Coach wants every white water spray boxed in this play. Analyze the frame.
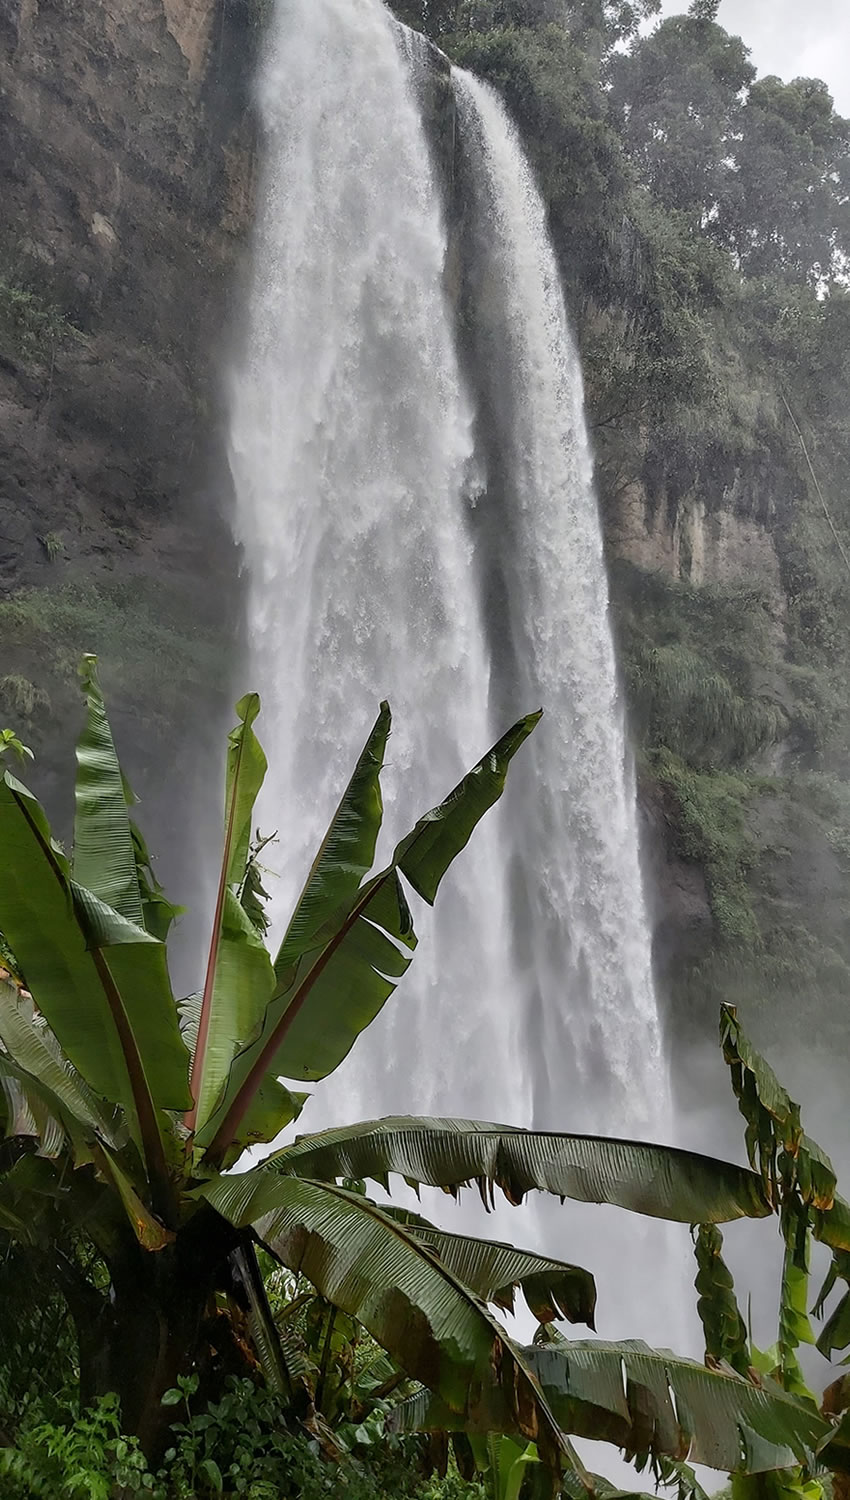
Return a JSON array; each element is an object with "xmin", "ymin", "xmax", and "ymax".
[
  {"xmin": 453, "ymin": 70, "xmax": 669, "ymax": 1141},
  {"xmin": 228, "ymin": 0, "xmax": 524, "ymax": 1129},
  {"xmin": 449, "ymin": 71, "xmax": 684, "ymax": 1353}
]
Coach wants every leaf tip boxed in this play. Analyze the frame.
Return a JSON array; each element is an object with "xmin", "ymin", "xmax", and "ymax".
[{"xmin": 235, "ymin": 692, "xmax": 262, "ymax": 728}]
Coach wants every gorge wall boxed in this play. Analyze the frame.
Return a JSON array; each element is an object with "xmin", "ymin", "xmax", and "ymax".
[
  {"xmin": 0, "ymin": 0, "xmax": 258, "ymax": 857},
  {"xmin": 2, "ymin": 0, "xmax": 849, "ymax": 1087}
]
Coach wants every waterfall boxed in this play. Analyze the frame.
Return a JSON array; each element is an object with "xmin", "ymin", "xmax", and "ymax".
[
  {"xmin": 452, "ymin": 70, "xmax": 669, "ymax": 1142},
  {"xmin": 227, "ymin": 0, "xmax": 526, "ymax": 1129},
  {"xmin": 229, "ymin": 0, "xmax": 680, "ymax": 1344}
]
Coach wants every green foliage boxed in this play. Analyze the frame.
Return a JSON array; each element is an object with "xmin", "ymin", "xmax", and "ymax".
[
  {"xmin": 0, "ymin": 1394, "xmax": 144, "ymax": 1500},
  {"xmin": 391, "ymin": 0, "xmax": 660, "ymax": 47},
  {"xmin": 0, "ymin": 1243, "xmax": 78, "ymax": 1429},
  {"xmin": 0, "ymin": 676, "xmax": 49, "ymax": 724},
  {"xmin": 692, "ymin": 1224, "xmax": 750, "ymax": 1379},
  {"xmin": 429, "ymin": 0, "xmax": 850, "ymax": 1040},
  {"xmin": 0, "ymin": 276, "xmax": 79, "ymax": 367},
  {"xmin": 0, "ymin": 580, "xmax": 224, "ymax": 738},
  {"xmin": 399, "ymin": 1331, "xmax": 831, "ymax": 1474},
  {"xmin": 630, "ymin": 646, "xmax": 784, "ymax": 769},
  {"xmin": 652, "ymin": 749, "xmax": 759, "ymax": 946},
  {"xmin": 156, "ymin": 1374, "xmax": 424, "ymax": 1497},
  {"xmin": 0, "ymin": 1378, "xmax": 484, "ymax": 1500},
  {"xmin": 451, "ymin": 21, "xmax": 629, "ymax": 309},
  {"xmin": 614, "ymin": 563, "xmax": 785, "ymax": 751},
  {"xmin": 0, "ymin": 664, "xmax": 788, "ymax": 1486},
  {"xmin": 608, "ymin": 17, "xmax": 850, "ymax": 283},
  {"xmin": 0, "ymin": 726, "xmax": 34, "ymax": 761},
  {"xmin": 608, "ymin": 15, "xmax": 755, "ymax": 226},
  {"xmin": 611, "ymin": 548, "xmax": 850, "ymax": 1021},
  {"xmin": 40, "ymin": 532, "xmax": 65, "ymax": 563}
]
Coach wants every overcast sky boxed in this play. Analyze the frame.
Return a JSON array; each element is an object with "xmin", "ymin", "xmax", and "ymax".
[{"xmin": 657, "ymin": 0, "xmax": 850, "ymax": 114}]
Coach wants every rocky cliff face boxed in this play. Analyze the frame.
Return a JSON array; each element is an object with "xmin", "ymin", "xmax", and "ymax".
[{"xmin": 0, "ymin": 0, "xmax": 260, "ymax": 872}]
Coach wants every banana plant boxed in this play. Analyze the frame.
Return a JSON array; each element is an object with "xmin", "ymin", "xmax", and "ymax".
[
  {"xmin": 0, "ymin": 658, "xmax": 785, "ymax": 1470},
  {"xmin": 374, "ymin": 1022, "xmax": 850, "ymax": 1498},
  {"xmin": 704, "ymin": 1008, "xmax": 850, "ymax": 1498},
  {"xmin": 392, "ymin": 1324, "xmax": 830, "ymax": 1479}
]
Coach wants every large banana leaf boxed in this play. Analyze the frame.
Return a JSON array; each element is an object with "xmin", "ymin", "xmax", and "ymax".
[
  {"xmin": 382, "ymin": 1204, "xmax": 596, "ymax": 1324},
  {"xmin": 96, "ymin": 1143, "xmax": 174, "ymax": 1251},
  {"xmin": 203, "ymin": 1173, "xmax": 582, "ymax": 1471},
  {"xmin": 188, "ymin": 694, "xmax": 269, "ymax": 1136},
  {"xmin": 192, "ymin": 704, "xmax": 391, "ymax": 1156},
  {"xmin": 426, "ymin": 1430, "xmax": 711, "ymax": 1500},
  {"xmin": 0, "ymin": 1069, "xmax": 41, "ymax": 1149},
  {"xmin": 130, "ymin": 822, "xmax": 184, "ymax": 943},
  {"xmin": 250, "ymin": 1117, "xmax": 769, "ymax": 1223},
  {"xmin": 0, "ymin": 977, "xmax": 121, "ymax": 1153},
  {"xmin": 693, "ymin": 1224, "xmax": 750, "ymax": 1378},
  {"xmin": 560, "ymin": 1463, "xmax": 710, "ymax": 1500},
  {"xmin": 202, "ymin": 712, "xmax": 541, "ymax": 1168},
  {"xmin": 720, "ymin": 1007, "xmax": 836, "ymax": 1213},
  {"xmin": 395, "ymin": 1338, "xmax": 830, "ymax": 1474},
  {"xmin": 526, "ymin": 1339, "xmax": 828, "ymax": 1473},
  {"xmin": 814, "ymin": 1249, "xmax": 850, "ymax": 1357},
  {"xmin": 693, "ymin": 1208, "xmax": 822, "ymax": 1500},
  {"xmin": 231, "ymin": 1242, "xmax": 293, "ymax": 1396},
  {"xmin": 72, "ymin": 656, "xmax": 144, "ymax": 926},
  {"xmin": 388, "ymin": 710, "xmax": 541, "ymax": 904},
  {"xmin": 719, "ymin": 1006, "xmax": 850, "ymax": 1359},
  {"xmin": 470, "ymin": 1433, "xmax": 540, "ymax": 1500},
  {"xmin": 273, "ymin": 703, "xmax": 391, "ymax": 986},
  {"xmin": 0, "ymin": 771, "xmax": 190, "ymax": 1213}
]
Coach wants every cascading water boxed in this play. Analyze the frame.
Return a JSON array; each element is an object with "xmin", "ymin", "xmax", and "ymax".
[
  {"xmin": 452, "ymin": 70, "xmax": 669, "ymax": 1143},
  {"xmin": 227, "ymin": 0, "xmax": 525, "ymax": 1129},
  {"xmin": 449, "ymin": 71, "xmax": 689, "ymax": 1355},
  {"xmin": 229, "ymin": 0, "xmax": 684, "ymax": 1347}
]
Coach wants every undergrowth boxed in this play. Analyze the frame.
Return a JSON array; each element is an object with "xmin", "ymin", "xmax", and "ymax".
[
  {"xmin": 0, "ymin": 1380, "xmax": 484, "ymax": 1500},
  {"xmin": 651, "ymin": 748, "xmax": 759, "ymax": 947}
]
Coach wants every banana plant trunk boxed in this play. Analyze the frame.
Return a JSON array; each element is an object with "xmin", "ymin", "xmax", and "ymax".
[{"xmin": 59, "ymin": 1209, "xmax": 243, "ymax": 1460}]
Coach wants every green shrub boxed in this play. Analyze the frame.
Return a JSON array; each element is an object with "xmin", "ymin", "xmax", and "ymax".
[
  {"xmin": 0, "ymin": 1395, "xmax": 144, "ymax": 1500},
  {"xmin": 0, "ymin": 1377, "xmax": 484, "ymax": 1500},
  {"xmin": 40, "ymin": 532, "xmax": 65, "ymax": 563},
  {"xmin": 652, "ymin": 748, "xmax": 759, "ymax": 946},
  {"xmin": 0, "ymin": 675, "xmax": 50, "ymax": 722},
  {"xmin": 627, "ymin": 643, "xmax": 785, "ymax": 768},
  {"xmin": 0, "ymin": 276, "xmax": 79, "ymax": 366}
]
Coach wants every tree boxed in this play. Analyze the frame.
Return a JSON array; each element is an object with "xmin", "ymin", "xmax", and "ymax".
[
  {"xmin": 608, "ymin": 16, "xmax": 755, "ymax": 226},
  {"xmin": 729, "ymin": 77, "xmax": 850, "ymax": 283},
  {"xmin": 390, "ymin": 0, "xmax": 659, "ymax": 48},
  {"xmin": 688, "ymin": 0, "xmax": 719, "ymax": 20},
  {"xmin": 0, "ymin": 660, "xmax": 815, "ymax": 1480},
  {"xmin": 609, "ymin": 18, "xmax": 850, "ymax": 284}
]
